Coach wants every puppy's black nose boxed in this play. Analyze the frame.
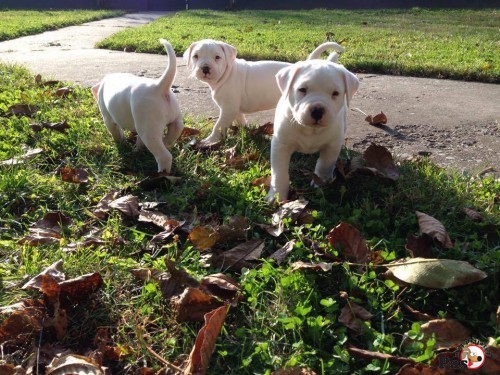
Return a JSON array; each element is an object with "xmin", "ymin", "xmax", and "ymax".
[
  {"xmin": 311, "ymin": 107, "xmax": 325, "ymax": 122},
  {"xmin": 202, "ymin": 66, "xmax": 210, "ymax": 75}
]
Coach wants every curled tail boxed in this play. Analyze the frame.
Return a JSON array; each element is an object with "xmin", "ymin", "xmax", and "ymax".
[
  {"xmin": 157, "ymin": 39, "xmax": 177, "ymax": 92},
  {"xmin": 308, "ymin": 42, "xmax": 345, "ymax": 63}
]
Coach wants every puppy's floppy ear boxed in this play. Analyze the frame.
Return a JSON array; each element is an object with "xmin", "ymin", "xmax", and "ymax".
[
  {"xmin": 183, "ymin": 42, "xmax": 197, "ymax": 68},
  {"xmin": 91, "ymin": 83, "xmax": 100, "ymax": 100},
  {"xmin": 338, "ymin": 65, "xmax": 359, "ymax": 107},
  {"xmin": 276, "ymin": 64, "xmax": 302, "ymax": 97},
  {"xmin": 217, "ymin": 41, "xmax": 237, "ymax": 63}
]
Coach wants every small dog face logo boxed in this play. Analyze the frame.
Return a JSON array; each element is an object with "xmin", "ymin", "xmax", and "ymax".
[{"xmin": 460, "ymin": 344, "xmax": 486, "ymax": 369}]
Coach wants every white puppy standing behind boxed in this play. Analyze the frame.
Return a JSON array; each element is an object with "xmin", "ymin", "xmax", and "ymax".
[
  {"xmin": 184, "ymin": 40, "xmax": 344, "ymax": 145},
  {"xmin": 92, "ymin": 39, "xmax": 183, "ymax": 173},
  {"xmin": 267, "ymin": 59, "xmax": 360, "ymax": 202}
]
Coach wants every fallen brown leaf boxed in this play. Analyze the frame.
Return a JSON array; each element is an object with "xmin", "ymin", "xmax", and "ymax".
[
  {"xmin": 30, "ymin": 121, "xmax": 70, "ymax": 133},
  {"xmin": 93, "ymin": 190, "xmax": 121, "ymax": 220},
  {"xmin": 54, "ymin": 86, "xmax": 73, "ymax": 98},
  {"xmin": 463, "ymin": 207, "xmax": 484, "ymax": 222},
  {"xmin": 419, "ymin": 319, "xmax": 470, "ymax": 350},
  {"xmin": 269, "ymin": 240, "xmax": 296, "ymax": 265},
  {"xmin": 2, "ymin": 103, "xmax": 38, "ymax": 117},
  {"xmin": 214, "ymin": 239, "xmax": 265, "ymax": 270},
  {"xmin": 249, "ymin": 121, "xmax": 274, "ymax": 136},
  {"xmin": 272, "ymin": 198, "xmax": 309, "ymax": 226},
  {"xmin": 46, "ymin": 354, "xmax": 105, "ymax": 375},
  {"xmin": 364, "ymin": 111, "xmax": 388, "ymax": 126},
  {"xmin": 339, "ymin": 302, "xmax": 372, "ymax": 332},
  {"xmin": 109, "ymin": 194, "xmax": 140, "ymax": 218},
  {"xmin": 184, "ymin": 305, "xmax": 228, "ymax": 375},
  {"xmin": 57, "ymin": 167, "xmax": 89, "ymax": 183},
  {"xmin": 415, "ymin": 211, "xmax": 453, "ymax": 248},
  {"xmin": 172, "ymin": 287, "xmax": 223, "ymax": 322},
  {"xmin": 180, "ymin": 126, "xmax": 201, "ymax": 138},
  {"xmin": 188, "ymin": 225, "xmax": 220, "ymax": 251},
  {"xmin": 385, "ymin": 257, "xmax": 487, "ymax": 289},
  {"xmin": 200, "ymin": 273, "xmax": 242, "ymax": 304},
  {"xmin": 290, "ymin": 261, "xmax": 333, "ymax": 272},
  {"xmin": 327, "ymin": 222, "xmax": 371, "ymax": 263},
  {"xmin": 0, "ymin": 147, "xmax": 43, "ymax": 166},
  {"xmin": 363, "ymin": 143, "xmax": 399, "ymax": 181},
  {"xmin": 406, "ymin": 234, "xmax": 434, "ymax": 258}
]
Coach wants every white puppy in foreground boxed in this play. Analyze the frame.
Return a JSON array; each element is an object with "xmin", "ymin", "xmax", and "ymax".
[
  {"xmin": 267, "ymin": 59, "xmax": 360, "ymax": 202},
  {"xmin": 92, "ymin": 39, "xmax": 183, "ymax": 173},
  {"xmin": 183, "ymin": 40, "xmax": 343, "ymax": 145}
]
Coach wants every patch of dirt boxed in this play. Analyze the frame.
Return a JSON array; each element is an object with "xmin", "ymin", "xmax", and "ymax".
[{"xmin": 351, "ymin": 121, "xmax": 499, "ymax": 175}]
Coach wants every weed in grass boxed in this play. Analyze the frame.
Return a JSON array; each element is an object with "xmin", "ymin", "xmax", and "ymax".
[{"xmin": 0, "ymin": 64, "xmax": 498, "ymax": 374}]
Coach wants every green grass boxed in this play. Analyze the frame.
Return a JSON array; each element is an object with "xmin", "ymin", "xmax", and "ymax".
[
  {"xmin": 96, "ymin": 8, "xmax": 500, "ymax": 83},
  {"xmin": 0, "ymin": 9, "xmax": 125, "ymax": 41},
  {"xmin": 0, "ymin": 63, "xmax": 498, "ymax": 374}
]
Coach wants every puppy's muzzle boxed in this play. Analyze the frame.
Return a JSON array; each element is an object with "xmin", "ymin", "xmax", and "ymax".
[
  {"xmin": 310, "ymin": 106, "xmax": 325, "ymax": 123},
  {"xmin": 202, "ymin": 66, "xmax": 211, "ymax": 75}
]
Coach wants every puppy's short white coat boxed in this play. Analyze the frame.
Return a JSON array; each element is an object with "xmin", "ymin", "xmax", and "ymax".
[
  {"xmin": 267, "ymin": 60, "xmax": 360, "ymax": 202},
  {"xmin": 184, "ymin": 40, "xmax": 344, "ymax": 145},
  {"xmin": 92, "ymin": 39, "xmax": 183, "ymax": 173}
]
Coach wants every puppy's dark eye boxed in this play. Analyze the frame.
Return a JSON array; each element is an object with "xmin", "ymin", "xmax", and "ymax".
[
  {"xmin": 332, "ymin": 91, "xmax": 339, "ymax": 97},
  {"xmin": 193, "ymin": 54, "xmax": 198, "ymax": 59},
  {"xmin": 298, "ymin": 88, "xmax": 307, "ymax": 94},
  {"xmin": 215, "ymin": 55, "xmax": 221, "ymax": 60}
]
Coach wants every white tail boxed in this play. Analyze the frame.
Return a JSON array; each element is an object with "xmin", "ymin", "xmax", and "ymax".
[
  {"xmin": 308, "ymin": 42, "xmax": 345, "ymax": 63},
  {"xmin": 157, "ymin": 39, "xmax": 177, "ymax": 92}
]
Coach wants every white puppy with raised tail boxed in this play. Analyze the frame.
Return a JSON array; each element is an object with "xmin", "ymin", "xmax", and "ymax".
[
  {"xmin": 183, "ymin": 40, "xmax": 344, "ymax": 145},
  {"xmin": 92, "ymin": 39, "xmax": 183, "ymax": 173},
  {"xmin": 267, "ymin": 59, "xmax": 359, "ymax": 202}
]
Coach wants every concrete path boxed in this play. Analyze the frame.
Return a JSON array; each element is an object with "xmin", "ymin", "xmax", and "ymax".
[{"xmin": 1, "ymin": 12, "xmax": 498, "ymax": 175}]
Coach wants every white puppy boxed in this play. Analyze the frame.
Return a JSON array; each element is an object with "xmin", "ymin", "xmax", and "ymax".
[
  {"xmin": 92, "ymin": 39, "xmax": 183, "ymax": 173},
  {"xmin": 183, "ymin": 40, "xmax": 344, "ymax": 145},
  {"xmin": 267, "ymin": 60, "xmax": 360, "ymax": 202}
]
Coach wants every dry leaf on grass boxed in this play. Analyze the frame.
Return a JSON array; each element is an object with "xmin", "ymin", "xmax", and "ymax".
[
  {"xmin": 188, "ymin": 225, "xmax": 220, "ymax": 251},
  {"xmin": 269, "ymin": 240, "xmax": 296, "ymax": 265},
  {"xmin": 2, "ymin": 103, "xmax": 38, "ymax": 117},
  {"xmin": 18, "ymin": 213, "xmax": 72, "ymax": 246},
  {"xmin": 54, "ymin": 87, "xmax": 74, "ymax": 98},
  {"xmin": 200, "ymin": 273, "xmax": 242, "ymax": 304},
  {"xmin": 46, "ymin": 354, "xmax": 105, "ymax": 375},
  {"xmin": 395, "ymin": 362, "xmax": 448, "ymax": 374},
  {"xmin": 249, "ymin": 121, "xmax": 274, "ymax": 136},
  {"xmin": 420, "ymin": 319, "xmax": 471, "ymax": 350},
  {"xmin": 57, "ymin": 167, "xmax": 89, "ymax": 183},
  {"xmin": 339, "ymin": 302, "xmax": 372, "ymax": 332},
  {"xmin": 180, "ymin": 126, "xmax": 201, "ymax": 138},
  {"xmin": 93, "ymin": 190, "xmax": 121, "ymax": 220},
  {"xmin": 138, "ymin": 210, "xmax": 184, "ymax": 231},
  {"xmin": 30, "ymin": 121, "xmax": 71, "ymax": 133},
  {"xmin": 184, "ymin": 305, "xmax": 228, "ymax": 375},
  {"xmin": 0, "ymin": 309, "xmax": 44, "ymax": 348},
  {"xmin": 213, "ymin": 239, "xmax": 265, "ymax": 270},
  {"xmin": 290, "ymin": 261, "xmax": 333, "ymax": 272},
  {"xmin": 405, "ymin": 234, "xmax": 434, "ymax": 258},
  {"xmin": 172, "ymin": 287, "xmax": 223, "ymax": 322},
  {"xmin": 385, "ymin": 258, "xmax": 487, "ymax": 289},
  {"xmin": 415, "ymin": 211, "xmax": 453, "ymax": 248},
  {"xmin": 327, "ymin": 222, "xmax": 371, "ymax": 263},
  {"xmin": 463, "ymin": 207, "xmax": 484, "ymax": 222},
  {"xmin": 272, "ymin": 198, "xmax": 309, "ymax": 226},
  {"xmin": 217, "ymin": 215, "xmax": 248, "ymax": 242},
  {"xmin": 109, "ymin": 194, "xmax": 140, "ymax": 218},
  {"xmin": 0, "ymin": 147, "xmax": 43, "ymax": 166},
  {"xmin": 363, "ymin": 143, "xmax": 399, "ymax": 181}
]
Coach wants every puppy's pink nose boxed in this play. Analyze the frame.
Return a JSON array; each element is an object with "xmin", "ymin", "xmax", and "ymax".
[
  {"xmin": 202, "ymin": 66, "xmax": 210, "ymax": 75},
  {"xmin": 311, "ymin": 106, "xmax": 325, "ymax": 122}
]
